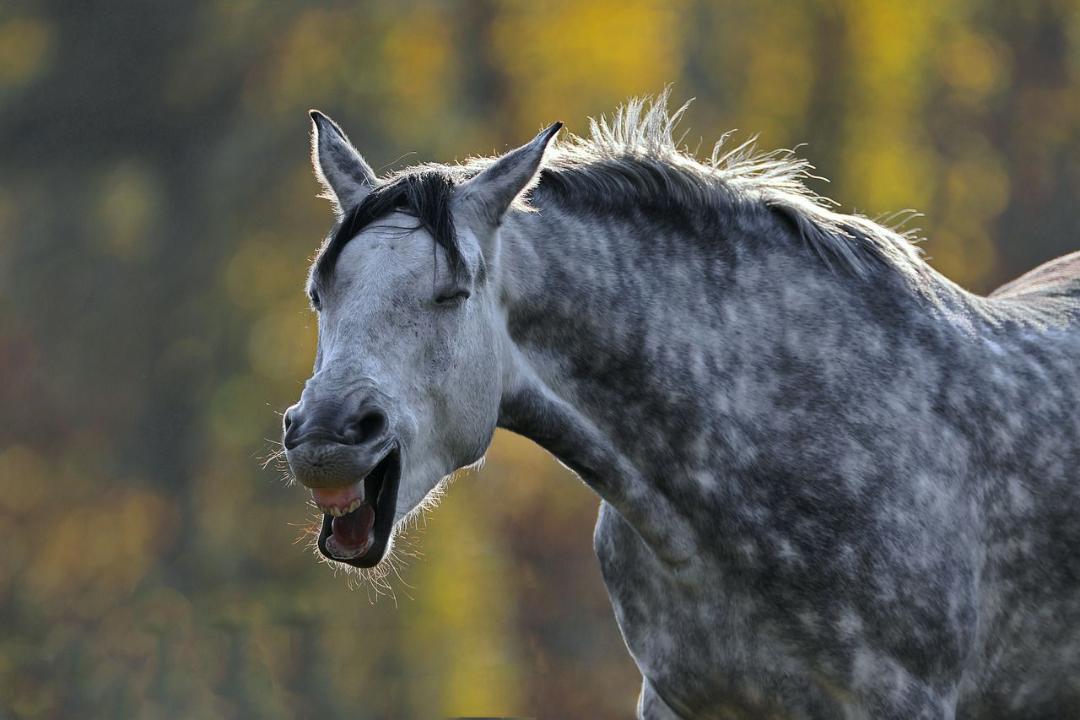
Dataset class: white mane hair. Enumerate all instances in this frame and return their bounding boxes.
[538,89,928,281]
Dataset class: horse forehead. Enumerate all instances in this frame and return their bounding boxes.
[335,216,435,284]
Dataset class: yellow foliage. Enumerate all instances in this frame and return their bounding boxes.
[94,161,161,262]
[492,0,685,134]
[838,0,943,213]
[23,489,178,619]
[0,16,52,88]
[401,477,523,716]
[379,4,455,145]
[939,29,1010,99]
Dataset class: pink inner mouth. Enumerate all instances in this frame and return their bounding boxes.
[311,484,362,510]
[312,484,376,558]
[328,503,375,557]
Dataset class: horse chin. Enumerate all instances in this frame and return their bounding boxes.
[315,447,401,569]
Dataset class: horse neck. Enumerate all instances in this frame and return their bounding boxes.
[492,195,1012,568]
[498,204,732,424]
[493,198,929,565]
[497,200,900,461]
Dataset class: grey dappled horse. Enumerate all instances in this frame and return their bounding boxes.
[282,95,1080,719]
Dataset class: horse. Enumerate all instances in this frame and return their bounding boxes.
[282,93,1080,719]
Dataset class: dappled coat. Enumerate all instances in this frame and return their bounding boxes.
[287,94,1080,719]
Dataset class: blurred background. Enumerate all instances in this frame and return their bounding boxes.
[2,1,1080,717]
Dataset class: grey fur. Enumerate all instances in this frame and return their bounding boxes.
[286,93,1080,719]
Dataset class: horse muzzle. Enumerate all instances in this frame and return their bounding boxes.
[283,399,402,568]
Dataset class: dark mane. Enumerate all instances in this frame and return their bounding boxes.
[312,168,464,286]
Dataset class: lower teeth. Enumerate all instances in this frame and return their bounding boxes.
[326,533,372,560]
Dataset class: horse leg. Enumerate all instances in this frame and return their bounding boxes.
[637,678,685,720]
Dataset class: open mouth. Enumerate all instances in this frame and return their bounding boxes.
[311,447,401,568]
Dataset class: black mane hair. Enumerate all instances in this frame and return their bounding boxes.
[312,169,465,286]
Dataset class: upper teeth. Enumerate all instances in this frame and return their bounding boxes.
[322,498,363,517]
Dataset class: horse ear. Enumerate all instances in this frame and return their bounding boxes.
[457,122,562,232]
[309,110,376,215]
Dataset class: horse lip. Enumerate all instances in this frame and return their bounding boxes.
[284,427,349,450]
[315,445,401,568]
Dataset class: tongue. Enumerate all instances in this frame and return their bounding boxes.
[330,502,376,555]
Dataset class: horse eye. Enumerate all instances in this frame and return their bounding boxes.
[308,289,321,310]
[433,289,470,306]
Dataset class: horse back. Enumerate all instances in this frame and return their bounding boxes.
[990,249,1080,302]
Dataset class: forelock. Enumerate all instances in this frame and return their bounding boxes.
[312,168,466,286]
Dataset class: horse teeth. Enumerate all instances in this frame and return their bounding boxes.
[319,498,364,517]
[327,534,372,560]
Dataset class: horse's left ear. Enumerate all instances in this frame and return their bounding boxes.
[457,122,562,240]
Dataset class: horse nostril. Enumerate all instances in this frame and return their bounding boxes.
[343,409,388,445]
[283,406,308,450]
[358,410,387,438]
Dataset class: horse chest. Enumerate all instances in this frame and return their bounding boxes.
[592,479,990,720]
[593,502,852,719]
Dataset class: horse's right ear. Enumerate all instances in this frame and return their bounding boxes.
[309,110,376,215]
